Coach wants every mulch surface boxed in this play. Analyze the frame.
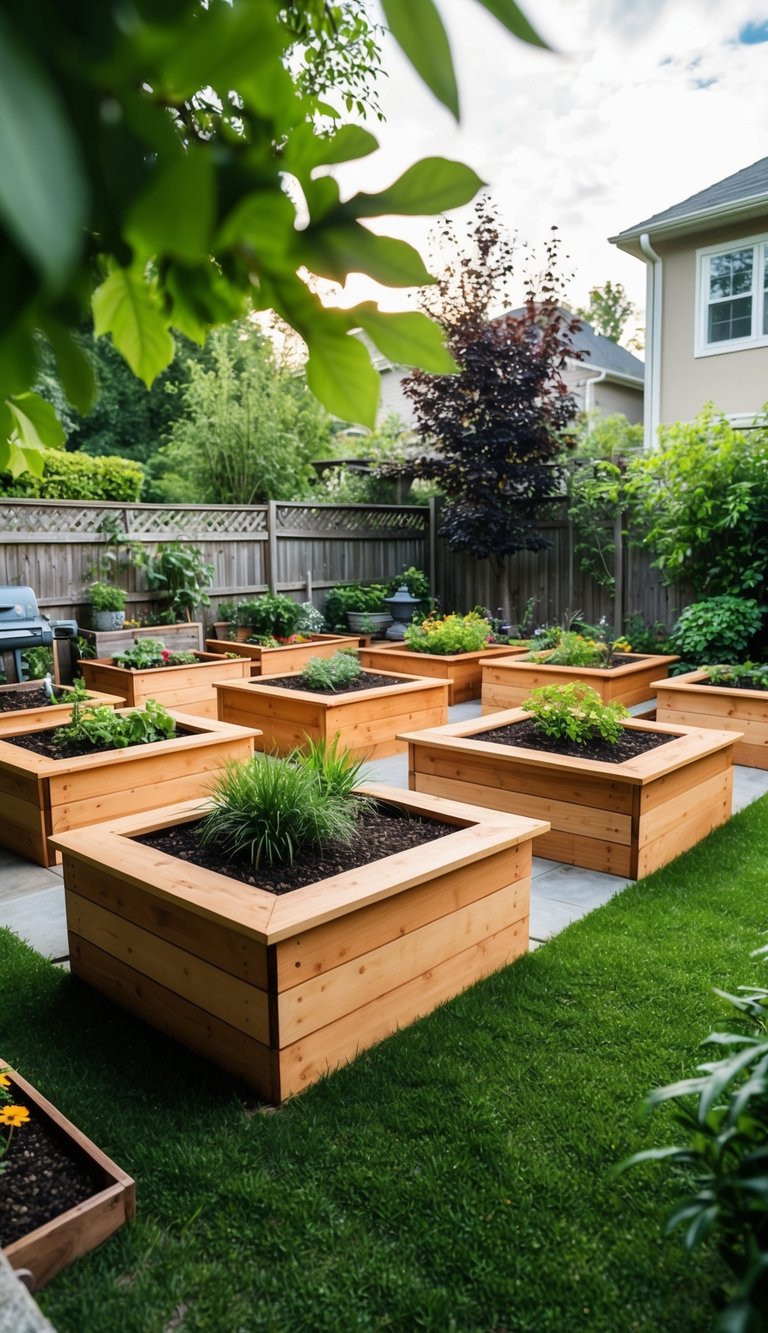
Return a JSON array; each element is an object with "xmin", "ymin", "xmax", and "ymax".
[
  {"xmin": 1, "ymin": 1095, "xmax": 104, "ymax": 1247},
  {"xmin": 478, "ymin": 718, "xmax": 672, "ymax": 764},
  {"xmin": 254, "ymin": 671, "xmax": 409, "ymax": 695},
  {"xmin": 0, "ymin": 687, "xmax": 65, "ymax": 714},
  {"xmin": 702, "ymin": 677, "xmax": 768, "ymax": 692},
  {"xmin": 4, "ymin": 727, "xmax": 184, "ymax": 760},
  {"xmin": 137, "ymin": 802, "xmax": 456, "ymax": 895}
]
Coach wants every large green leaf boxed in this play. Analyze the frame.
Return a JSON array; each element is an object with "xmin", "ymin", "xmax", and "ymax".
[
  {"xmin": 475, "ymin": 0, "xmax": 549, "ymax": 48},
  {"xmin": 305, "ymin": 332, "xmax": 380, "ymax": 427},
  {"xmin": 301, "ymin": 224, "xmax": 433, "ymax": 287},
  {"xmin": 127, "ymin": 147, "xmax": 215, "ymax": 262},
  {"xmin": 166, "ymin": 263, "xmax": 246, "ymax": 344},
  {"xmin": 92, "ymin": 267, "xmax": 175, "ymax": 388},
  {"xmin": 217, "ymin": 190, "xmax": 297, "ymax": 268},
  {"xmin": 348, "ymin": 158, "xmax": 484, "ymax": 218},
  {"xmin": 352, "ymin": 305, "xmax": 457, "ymax": 373},
  {"xmin": 284, "ymin": 124, "xmax": 379, "ymax": 178},
  {"xmin": 40, "ymin": 319, "xmax": 95, "ymax": 414},
  {"xmin": 381, "ymin": 0, "xmax": 459, "ymax": 118},
  {"xmin": 0, "ymin": 327, "xmax": 36, "ymax": 399},
  {"xmin": 8, "ymin": 392, "xmax": 66, "ymax": 450},
  {"xmin": 0, "ymin": 18, "xmax": 86, "ymax": 286}
]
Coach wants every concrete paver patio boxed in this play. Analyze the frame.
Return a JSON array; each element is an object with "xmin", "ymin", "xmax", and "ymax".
[{"xmin": 2, "ymin": 699, "xmax": 766, "ymax": 962}]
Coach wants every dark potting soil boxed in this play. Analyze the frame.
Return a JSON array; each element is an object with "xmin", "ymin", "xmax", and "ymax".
[
  {"xmin": 0, "ymin": 686, "xmax": 67, "ymax": 714},
  {"xmin": 1, "ymin": 1091, "xmax": 104, "ymax": 1247},
  {"xmin": 702, "ymin": 676, "xmax": 768, "ymax": 692},
  {"xmin": 253, "ymin": 671, "xmax": 410, "ymax": 695},
  {"xmin": 4, "ymin": 726, "xmax": 185, "ymax": 761},
  {"xmin": 136, "ymin": 802, "xmax": 456, "ymax": 895},
  {"xmin": 478, "ymin": 718, "xmax": 673, "ymax": 763}
]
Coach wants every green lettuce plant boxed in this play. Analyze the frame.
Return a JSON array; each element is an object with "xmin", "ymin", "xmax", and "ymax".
[
  {"xmin": 112, "ymin": 638, "xmax": 197, "ymax": 669},
  {"xmin": 54, "ymin": 698, "xmax": 176, "ymax": 752}
]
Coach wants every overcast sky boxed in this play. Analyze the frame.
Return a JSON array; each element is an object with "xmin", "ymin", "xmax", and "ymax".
[{"xmin": 328, "ymin": 0, "xmax": 768, "ymax": 341}]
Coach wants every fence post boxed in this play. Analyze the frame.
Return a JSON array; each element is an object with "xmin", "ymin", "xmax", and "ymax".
[
  {"xmin": 428, "ymin": 497, "xmax": 437, "ymax": 603},
  {"xmin": 613, "ymin": 510, "xmax": 624, "ymax": 636},
  {"xmin": 265, "ymin": 501, "xmax": 278, "ymax": 594}
]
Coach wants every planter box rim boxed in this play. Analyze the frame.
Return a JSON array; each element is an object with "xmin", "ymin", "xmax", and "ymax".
[
  {"xmin": 0, "ymin": 711, "xmax": 261, "ymax": 777},
  {"xmin": 50, "ymin": 787, "xmax": 549, "ymax": 944},
  {"xmin": 482, "ymin": 650, "xmax": 680, "ymax": 677},
  {"xmin": 398, "ymin": 707, "xmax": 741, "ymax": 785},
  {"xmin": 217, "ymin": 668, "xmax": 450, "ymax": 708},
  {"xmin": 366, "ymin": 644, "xmax": 520, "ymax": 664},
  {"xmin": 653, "ymin": 669, "xmax": 768, "ymax": 699},
  {"xmin": 89, "ymin": 651, "xmax": 240, "ymax": 671}
]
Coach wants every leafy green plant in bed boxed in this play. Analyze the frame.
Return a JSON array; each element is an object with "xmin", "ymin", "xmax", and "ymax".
[
  {"xmin": 53, "ymin": 698, "xmax": 176, "ymax": 752},
  {"xmin": 532, "ymin": 629, "xmax": 610, "ymax": 668},
  {"xmin": 404, "ymin": 610, "xmax": 493, "ymax": 655},
  {"xmin": 669, "ymin": 597, "xmax": 764, "ymax": 672},
  {"xmin": 297, "ymin": 734, "xmax": 369, "ymax": 802},
  {"xmin": 706, "ymin": 662, "xmax": 768, "ymax": 690},
  {"xmin": 299, "ymin": 651, "xmax": 362, "ymax": 691},
  {"xmin": 522, "ymin": 682, "xmax": 628, "ymax": 746},
  {"xmin": 112, "ymin": 638, "xmax": 197, "ymax": 669},
  {"xmin": 235, "ymin": 594, "xmax": 301, "ymax": 639}
]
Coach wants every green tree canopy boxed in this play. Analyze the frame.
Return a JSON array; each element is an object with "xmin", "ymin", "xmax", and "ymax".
[{"xmin": 576, "ymin": 280, "xmax": 640, "ymax": 346}]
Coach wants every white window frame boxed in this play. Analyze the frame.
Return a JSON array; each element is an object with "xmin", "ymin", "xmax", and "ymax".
[{"xmin": 695, "ymin": 231, "xmax": 768, "ymax": 357}]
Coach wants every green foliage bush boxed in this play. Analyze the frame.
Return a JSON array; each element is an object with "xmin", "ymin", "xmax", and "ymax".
[
  {"xmin": 144, "ymin": 543, "xmax": 214, "ymax": 619},
  {"xmin": 404, "ymin": 611, "xmax": 493, "ymax": 655},
  {"xmin": 523, "ymin": 682, "xmax": 628, "ymax": 746},
  {"xmin": 299, "ymin": 651, "xmax": 362, "ymax": 691},
  {"xmin": 669, "ymin": 597, "xmax": 764, "ymax": 669},
  {"xmin": 88, "ymin": 581, "xmax": 126, "ymax": 612},
  {"xmin": 236, "ymin": 594, "xmax": 301, "ymax": 638},
  {"xmin": 1, "ymin": 447, "xmax": 143, "ymax": 501}
]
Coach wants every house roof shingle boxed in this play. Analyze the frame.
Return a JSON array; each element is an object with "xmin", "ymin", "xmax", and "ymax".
[
  {"xmin": 612, "ymin": 156, "xmax": 768, "ymax": 243},
  {"xmin": 502, "ymin": 308, "xmax": 644, "ymax": 381}
]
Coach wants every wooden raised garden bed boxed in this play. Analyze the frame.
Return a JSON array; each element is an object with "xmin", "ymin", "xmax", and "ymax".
[
  {"xmin": 0, "ymin": 683, "xmax": 125, "ymax": 737},
  {"xmin": 2, "ymin": 1060, "xmax": 135, "ymax": 1290},
  {"xmin": 79, "ymin": 622, "xmax": 204, "ymax": 657},
  {"xmin": 402, "ymin": 709, "xmax": 738, "ymax": 879},
  {"xmin": 205, "ymin": 634, "xmax": 361, "ymax": 677},
  {"xmin": 51, "ymin": 789, "xmax": 549, "ymax": 1103},
  {"xmin": 358, "ymin": 643, "xmax": 528, "ymax": 705},
  {"xmin": 215, "ymin": 670, "xmax": 449, "ymax": 759},
  {"xmin": 0, "ymin": 712, "xmax": 260, "ymax": 867},
  {"xmin": 480, "ymin": 651, "xmax": 680, "ymax": 712},
  {"xmin": 655, "ymin": 669, "xmax": 768, "ymax": 769},
  {"xmin": 80, "ymin": 652, "xmax": 251, "ymax": 719}
]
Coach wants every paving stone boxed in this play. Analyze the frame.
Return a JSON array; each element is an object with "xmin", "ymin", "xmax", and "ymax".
[{"xmin": 0, "ymin": 886, "xmax": 68, "ymax": 960}]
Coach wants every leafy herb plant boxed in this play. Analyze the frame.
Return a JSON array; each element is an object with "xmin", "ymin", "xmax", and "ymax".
[
  {"xmin": 522, "ymin": 683, "xmax": 628, "ymax": 747},
  {"xmin": 89, "ymin": 581, "xmax": 127, "ymax": 613},
  {"xmin": 404, "ymin": 611, "xmax": 493, "ymax": 655},
  {"xmin": 54, "ymin": 698, "xmax": 176, "ymax": 752},
  {"xmin": 299, "ymin": 652, "xmax": 362, "ymax": 691},
  {"xmin": 112, "ymin": 638, "xmax": 197, "ymax": 669},
  {"xmin": 236, "ymin": 594, "xmax": 302, "ymax": 639}
]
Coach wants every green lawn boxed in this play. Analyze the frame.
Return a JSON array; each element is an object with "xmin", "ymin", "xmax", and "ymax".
[{"xmin": 3, "ymin": 796, "xmax": 768, "ymax": 1332}]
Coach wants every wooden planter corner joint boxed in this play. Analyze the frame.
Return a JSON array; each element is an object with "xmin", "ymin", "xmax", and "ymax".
[
  {"xmin": 358, "ymin": 643, "xmax": 527, "ymax": 705},
  {"xmin": 1, "ymin": 1061, "xmax": 135, "ymax": 1291},
  {"xmin": 205, "ymin": 635, "xmax": 361, "ymax": 677},
  {"xmin": 0, "ymin": 712, "xmax": 260, "ymax": 867},
  {"xmin": 402, "ymin": 709, "xmax": 739, "ymax": 880},
  {"xmin": 80, "ymin": 652, "xmax": 251, "ymax": 719},
  {"xmin": 0, "ymin": 684, "xmax": 126, "ymax": 737},
  {"xmin": 50, "ymin": 791, "xmax": 549, "ymax": 1103},
  {"xmin": 215, "ymin": 670, "xmax": 449, "ymax": 759},
  {"xmin": 654, "ymin": 670, "xmax": 768, "ymax": 769},
  {"xmin": 481, "ymin": 651, "xmax": 680, "ymax": 712}
]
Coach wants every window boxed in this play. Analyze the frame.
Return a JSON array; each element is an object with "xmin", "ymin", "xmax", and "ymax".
[{"xmin": 696, "ymin": 235, "xmax": 768, "ymax": 355}]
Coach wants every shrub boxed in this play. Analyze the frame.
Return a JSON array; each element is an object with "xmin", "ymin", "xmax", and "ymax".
[
  {"xmin": 386, "ymin": 567, "xmax": 430, "ymax": 601},
  {"xmin": 54, "ymin": 698, "xmax": 176, "ymax": 752},
  {"xmin": 1, "ymin": 448, "xmax": 144, "ymax": 501},
  {"xmin": 522, "ymin": 682, "xmax": 628, "ymax": 746},
  {"xmin": 235, "ymin": 594, "xmax": 301, "ymax": 638},
  {"xmin": 669, "ymin": 597, "xmax": 764, "ymax": 669},
  {"xmin": 88, "ymin": 582, "xmax": 126, "ymax": 612},
  {"xmin": 299, "ymin": 651, "xmax": 362, "ymax": 691},
  {"xmin": 404, "ymin": 611, "xmax": 493, "ymax": 655}
]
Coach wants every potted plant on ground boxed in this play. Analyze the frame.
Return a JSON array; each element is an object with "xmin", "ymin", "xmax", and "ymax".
[
  {"xmin": 88, "ymin": 582, "xmax": 127, "ymax": 632},
  {"xmin": 323, "ymin": 583, "xmax": 393, "ymax": 635},
  {"xmin": 0, "ymin": 696, "xmax": 259, "ymax": 866},
  {"xmin": 401, "ymin": 681, "xmax": 739, "ymax": 879},
  {"xmin": 216, "ymin": 649, "xmax": 449, "ymax": 758},
  {"xmin": 360, "ymin": 610, "xmax": 529, "ymax": 704},
  {"xmin": 655, "ymin": 661, "xmax": 768, "ymax": 769},
  {"xmin": 79, "ymin": 637, "xmax": 251, "ymax": 719},
  {"xmin": 50, "ymin": 743, "xmax": 548, "ymax": 1103},
  {"xmin": 207, "ymin": 594, "xmax": 359, "ymax": 675}
]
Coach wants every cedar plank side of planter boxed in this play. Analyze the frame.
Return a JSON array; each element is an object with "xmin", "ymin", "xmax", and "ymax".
[
  {"xmin": 358, "ymin": 644, "xmax": 528, "ymax": 705},
  {"xmin": 216, "ymin": 670, "xmax": 449, "ymax": 759},
  {"xmin": 79, "ymin": 623, "xmax": 204, "ymax": 656},
  {"xmin": 80, "ymin": 652, "xmax": 251, "ymax": 719},
  {"xmin": 0, "ymin": 712, "xmax": 260, "ymax": 867},
  {"xmin": 480, "ymin": 651, "xmax": 680, "ymax": 712},
  {"xmin": 205, "ymin": 635, "xmax": 361, "ymax": 677},
  {"xmin": 654, "ymin": 669, "xmax": 768, "ymax": 769},
  {"xmin": 401, "ymin": 709, "xmax": 739, "ymax": 879},
  {"xmin": 1, "ymin": 1062, "xmax": 135, "ymax": 1291},
  {"xmin": 51, "ymin": 790, "xmax": 549, "ymax": 1103},
  {"xmin": 0, "ymin": 685, "xmax": 126, "ymax": 737}
]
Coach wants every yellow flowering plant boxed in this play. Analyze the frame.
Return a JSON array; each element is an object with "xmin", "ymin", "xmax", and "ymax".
[
  {"xmin": 404, "ymin": 611, "xmax": 494, "ymax": 656},
  {"xmin": 0, "ymin": 1066, "xmax": 30, "ymax": 1172}
]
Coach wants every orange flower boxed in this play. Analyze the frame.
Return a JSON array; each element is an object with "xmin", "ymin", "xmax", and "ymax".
[{"xmin": 0, "ymin": 1105, "xmax": 30, "ymax": 1128}]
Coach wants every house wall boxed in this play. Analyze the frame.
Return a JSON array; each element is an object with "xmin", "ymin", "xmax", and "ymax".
[
  {"xmin": 656, "ymin": 216, "xmax": 768, "ymax": 425},
  {"xmin": 378, "ymin": 367, "xmax": 416, "ymax": 427},
  {"xmin": 563, "ymin": 366, "xmax": 644, "ymax": 424}
]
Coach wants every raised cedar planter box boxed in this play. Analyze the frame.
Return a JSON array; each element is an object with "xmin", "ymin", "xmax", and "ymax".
[
  {"xmin": 2, "ymin": 1060, "xmax": 135, "ymax": 1290},
  {"xmin": 481, "ymin": 651, "xmax": 680, "ymax": 713},
  {"xmin": 216, "ymin": 670, "xmax": 449, "ymax": 759},
  {"xmin": 402, "ymin": 709, "xmax": 738, "ymax": 879},
  {"xmin": 79, "ymin": 622, "xmax": 204, "ymax": 656},
  {"xmin": 655, "ymin": 669, "xmax": 768, "ymax": 769},
  {"xmin": 0, "ymin": 683, "xmax": 126, "ymax": 737},
  {"xmin": 80, "ymin": 652, "xmax": 251, "ymax": 719},
  {"xmin": 205, "ymin": 634, "xmax": 361, "ymax": 677},
  {"xmin": 51, "ymin": 790, "xmax": 548, "ymax": 1103},
  {"xmin": 358, "ymin": 643, "xmax": 528, "ymax": 705},
  {"xmin": 0, "ymin": 712, "xmax": 260, "ymax": 867}
]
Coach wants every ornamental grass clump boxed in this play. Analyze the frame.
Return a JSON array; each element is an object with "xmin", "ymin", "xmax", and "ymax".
[
  {"xmin": 299, "ymin": 651, "xmax": 362, "ymax": 691},
  {"xmin": 54, "ymin": 698, "xmax": 176, "ymax": 752},
  {"xmin": 523, "ymin": 682, "xmax": 628, "ymax": 747},
  {"xmin": 404, "ymin": 611, "xmax": 493, "ymax": 655},
  {"xmin": 112, "ymin": 638, "xmax": 197, "ymax": 669},
  {"xmin": 198, "ymin": 741, "xmax": 363, "ymax": 868}
]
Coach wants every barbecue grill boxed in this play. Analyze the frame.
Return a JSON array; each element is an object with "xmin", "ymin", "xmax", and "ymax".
[{"xmin": 0, "ymin": 586, "xmax": 77, "ymax": 684}]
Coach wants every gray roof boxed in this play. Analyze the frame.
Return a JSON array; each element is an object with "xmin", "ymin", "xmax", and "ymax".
[
  {"xmin": 614, "ymin": 156, "xmax": 768, "ymax": 241},
  {"xmin": 501, "ymin": 309, "xmax": 644, "ymax": 381}
]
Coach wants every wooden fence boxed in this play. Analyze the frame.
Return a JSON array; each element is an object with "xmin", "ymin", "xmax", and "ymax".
[{"xmin": 0, "ymin": 496, "xmax": 691, "ymax": 633}]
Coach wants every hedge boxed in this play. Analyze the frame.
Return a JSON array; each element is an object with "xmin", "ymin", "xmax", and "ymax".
[{"xmin": 1, "ymin": 448, "xmax": 144, "ymax": 501}]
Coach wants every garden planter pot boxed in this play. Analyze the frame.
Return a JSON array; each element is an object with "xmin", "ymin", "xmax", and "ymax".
[
  {"xmin": 79, "ymin": 622, "xmax": 205, "ymax": 657},
  {"xmin": 359, "ymin": 643, "xmax": 529, "ymax": 705},
  {"xmin": 2, "ymin": 1060, "xmax": 135, "ymax": 1291},
  {"xmin": 0, "ymin": 683, "xmax": 125, "ymax": 737},
  {"xmin": 80, "ymin": 652, "xmax": 251, "ymax": 719},
  {"xmin": 401, "ymin": 709, "xmax": 739, "ymax": 879},
  {"xmin": 481, "ymin": 651, "xmax": 680, "ymax": 713},
  {"xmin": 345, "ymin": 611, "xmax": 392, "ymax": 634},
  {"xmin": 91, "ymin": 610, "xmax": 125, "ymax": 632},
  {"xmin": 215, "ymin": 670, "xmax": 449, "ymax": 759},
  {"xmin": 654, "ymin": 669, "xmax": 768, "ymax": 769},
  {"xmin": 205, "ymin": 634, "xmax": 361, "ymax": 677},
  {"xmin": 50, "ymin": 789, "xmax": 548, "ymax": 1103},
  {"xmin": 0, "ymin": 712, "xmax": 260, "ymax": 867}
]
